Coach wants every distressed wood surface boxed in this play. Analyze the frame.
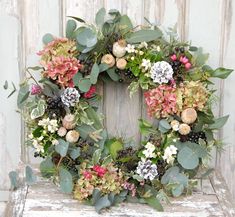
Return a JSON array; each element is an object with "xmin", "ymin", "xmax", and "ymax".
[
  {"xmin": 5, "ymin": 171, "xmax": 235, "ymax": 217},
  {"xmin": 1, "ymin": 0, "xmax": 235, "ymax": 204}
]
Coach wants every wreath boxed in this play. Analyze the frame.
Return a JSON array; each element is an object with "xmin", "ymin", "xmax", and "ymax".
[{"xmin": 7, "ymin": 8, "xmax": 233, "ymax": 213}]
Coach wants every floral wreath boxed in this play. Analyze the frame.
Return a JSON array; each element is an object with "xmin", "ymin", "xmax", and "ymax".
[{"xmin": 6, "ymin": 8, "xmax": 233, "ymax": 213}]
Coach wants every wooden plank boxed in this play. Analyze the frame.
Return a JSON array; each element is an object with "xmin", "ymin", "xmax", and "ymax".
[
  {"xmin": 0, "ymin": 0, "xmax": 21, "ymax": 190},
  {"xmin": 104, "ymin": 0, "xmax": 142, "ymax": 145},
  {"xmin": 21, "ymin": 175, "xmax": 225, "ymax": 216},
  {"xmin": 210, "ymin": 171, "xmax": 235, "ymax": 217},
  {"xmin": 217, "ymin": 0, "xmax": 235, "ymax": 200}
]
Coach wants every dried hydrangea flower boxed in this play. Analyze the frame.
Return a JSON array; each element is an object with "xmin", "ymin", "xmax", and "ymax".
[
  {"xmin": 136, "ymin": 160, "xmax": 158, "ymax": 181},
  {"xmin": 61, "ymin": 87, "xmax": 80, "ymax": 107},
  {"xmin": 150, "ymin": 61, "xmax": 174, "ymax": 84}
]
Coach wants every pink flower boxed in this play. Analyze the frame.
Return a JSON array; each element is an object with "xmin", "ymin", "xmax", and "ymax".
[
  {"xmin": 170, "ymin": 54, "xmax": 177, "ymax": 61},
  {"xmin": 43, "ymin": 56, "xmax": 82, "ymax": 88},
  {"xmin": 84, "ymin": 86, "xmax": 96, "ymax": 98},
  {"xmin": 93, "ymin": 165, "xmax": 107, "ymax": 177},
  {"xmin": 179, "ymin": 56, "xmax": 189, "ymax": 64},
  {"xmin": 83, "ymin": 171, "xmax": 92, "ymax": 180},
  {"xmin": 123, "ymin": 181, "xmax": 136, "ymax": 197},
  {"xmin": 30, "ymin": 84, "xmax": 42, "ymax": 95},
  {"xmin": 144, "ymin": 84, "xmax": 178, "ymax": 118},
  {"xmin": 185, "ymin": 62, "xmax": 192, "ymax": 70}
]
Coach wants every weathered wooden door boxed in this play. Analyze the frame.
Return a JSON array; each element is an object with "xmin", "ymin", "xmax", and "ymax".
[{"xmin": 0, "ymin": 0, "xmax": 235, "ymax": 202}]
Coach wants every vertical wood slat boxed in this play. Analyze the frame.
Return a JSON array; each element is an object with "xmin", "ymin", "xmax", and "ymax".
[{"xmin": 217, "ymin": 0, "xmax": 235, "ymax": 200}]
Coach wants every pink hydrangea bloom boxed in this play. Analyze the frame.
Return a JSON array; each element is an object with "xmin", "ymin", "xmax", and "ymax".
[
  {"xmin": 84, "ymin": 86, "xmax": 96, "ymax": 98},
  {"xmin": 144, "ymin": 85, "xmax": 178, "ymax": 118},
  {"xmin": 83, "ymin": 171, "xmax": 92, "ymax": 180},
  {"xmin": 43, "ymin": 56, "xmax": 81, "ymax": 88},
  {"xmin": 30, "ymin": 84, "xmax": 42, "ymax": 95}
]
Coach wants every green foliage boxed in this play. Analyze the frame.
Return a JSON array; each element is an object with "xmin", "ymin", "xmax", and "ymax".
[
  {"xmin": 55, "ymin": 139, "xmax": 69, "ymax": 157},
  {"xmin": 106, "ymin": 139, "xmax": 123, "ymax": 160},
  {"xmin": 207, "ymin": 115, "xmax": 229, "ymax": 130},
  {"xmin": 139, "ymin": 119, "xmax": 157, "ymax": 135},
  {"xmin": 158, "ymin": 119, "xmax": 171, "ymax": 133},
  {"xmin": 210, "ymin": 67, "xmax": 233, "ymax": 79},
  {"xmin": 90, "ymin": 63, "xmax": 100, "ymax": 84},
  {"xmin": 126, "ymin": 29, "xmax": 162, "ymax": 43},
  {"xmin": 77, "ymin": 78, "xmax": 92, "ymax": 92},
  {"xmin": 76, "ymin": 28, "xmax": 97, "ymax": 52},
  {"xmin": 59, "ymin": 168, "xmax": 73, "ymax": 193},
  {"xmin": 192, "ymin": 47, "xmax": 209, "ymax": 67},
  {"xmin": 30, "ymin": 99, "xmax": 46, "ymax": 119},
  {"xmin": 17, "ymin": 84, "xmax": 29, "ymax": 108},
  {"xmin": 40, "ymin": 157, "xmax": 56, "ymax": 178},
  {"xmin": 95, "ymin": 195, "xmax": 112, "ymax": 213},
  {"xmin": 95, "ymin": 8, "xmax": 106, "ymax": 27},
  {"xmin": 144, "ymin": 196, "xmax": 164, "ymax": 212},
  {"xmin": 68, "ymin": 16, "xmax": 86, "ymax": 23},
  {"xmin": 25, "ymin": 166, "xmax": 37, "ymax": 185},
  {"xmin": 177, "ymin": 147, "xmax": 199, "ymax": 170},
  {"xmin": 66, "ymin": 20, "xmax": 77, "ymax": 38},
  {"xmin": 69, "ymin": 147, "xmax": 81, "ymax": 160},
  {"xmin": 92, "ymin": 149, "xmax": 102, "ymax": 165},
  {"xmin": 9, "ymin": 171, "xmax": 20, "ymax": 190},
  {"xmin": 42, "ymin": 33, "xmax": 54, "ymax": 44},
  {"xmin": 107, "ymin": 68, "xmax": 120, "ymax": 81}
]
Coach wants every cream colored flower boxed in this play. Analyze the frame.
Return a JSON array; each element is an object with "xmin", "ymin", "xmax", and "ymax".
[
  {"xmin": 101, "ymin": 54, "xmax": 115, "ymax": 68},
  {"xmin": 52, "ymin": 139, "xmax": 59, "ymax": 145},
  {"xmin": 66, "ymin": 130, "xmax": 80, "ymax": 143},
  {"xmin": 57, "ymin": 127, "xmax": 67, "ymax": 137},
  {"xmin": 62, "ymin": 114, "xmax": 76, "ymax": 130},
  {"xmin": 179, "ymin": 123, "xmax": 191, "ymax": 135},
  {"xmin": 112, "ymin": 40, "xmax": 127, "ymax": 57},
  {"xmin": 116, "ymin": 58, "xmax": 127, "ymax": 70},
  {"xmin": 181, "ymin": 108, "xmax": 197, "ymax": 124},
  {"xmin": 171, "ymin": 120, "xmax": 180, "ymax": 131},
  {"xmin": 125, "ymin": 44, "xmax": 136, "ymax": 53}
]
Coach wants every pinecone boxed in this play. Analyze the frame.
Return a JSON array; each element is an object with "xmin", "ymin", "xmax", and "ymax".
[
  {"xmin": 179, "ymin": 131, "xmax": 207, "ymax": 144},
  {"xmin": 46, "ymin": 96, "xmax": 66, "ymax": 118},
  {"xmin": 148, "ymin": 133, "xmax": 162, "ymax": 147},
  {"xmin": 61, "ymin": 87, "xmax": 80, "ymax": 107}
]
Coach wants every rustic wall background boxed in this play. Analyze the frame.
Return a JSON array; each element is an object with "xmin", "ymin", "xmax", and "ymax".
[{"xmin": 0, "ymin": 0, "xmax": 234, "ymax": 201}]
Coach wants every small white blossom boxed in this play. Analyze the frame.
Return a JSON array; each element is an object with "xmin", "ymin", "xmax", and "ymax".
[
  {"xmin": 28, "ymin": 133, "xmax": 33, "ymax": 139},
  {"xmin": 38, "ymin": 118, "xmax": 58, "ymax": 133},
  {"xmin": 171, "ymin": 120, "xmax": 180, "ymax": 131},
  {"xmin": 150, "ymin": 61, "xmax": 174, "ymax": 84},
  {"xmin": 125, "ymin": 44, "xmax": 136, "ymax": 53},
  {"xmin": 52, "ymin": 139, "xmax": 59, "ymax": 146},
  {"xmin": 139, "ymin": 50, "xmax": 144, "ymax": 55},
  {"xmin": 138, "ymin": 41, "xmax": 148, "ymax": 49},
  {"xmin": 156, "ymin": 46, "xmax": 161, "ymax": 52},
  {"xmin": 38, "ymin": 136, "xmax": 44, "ymax": 141},
  {"xmin": 131, "ymin": 56, "xmax": 135, "ymax": 61},
  {"xmin": 141, "ymin": 59, "xmax": 152, "ymax": 72},
  {"xmin": 163, "ymin": 145, "xmax": 178, "ymax": 164},
  {"xmin": 143, "ymin": 142, "xmax": 156, "ymax": 159}
]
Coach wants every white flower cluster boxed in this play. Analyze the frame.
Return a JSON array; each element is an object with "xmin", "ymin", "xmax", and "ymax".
[
  {"xmin": 163, "ymin": 145, "xmax": 177, "ymax": 164},
  {"xmin": 143, "ymin": 142, "xmax": 156, "ymax": 159},
  {"xmin": 138, "ymin": 41, "xmax": 148, "ymax": 49},
  {"xmin": 140, "ymin": 59, "xmax": 152, "ymax": 72},
  {"xmin": 28, "ymin": 134, "xmax": 44, "ymax": 153},
  {"xmin": 125, "ymin": 44, "xmax": 136, "ymax": 53},
  {"xmin": 150, "ymin": 61, "xmax": 174, "ymax": 84},
  {"xmin": 136, "ymin": 160, "xmax": 158, "ymax": 181},
  {"xmin": 38, "ymin": 118, "xmax": 59, "ymax": 133}
]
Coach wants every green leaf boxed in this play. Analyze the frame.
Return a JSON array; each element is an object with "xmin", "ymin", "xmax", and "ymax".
[
  {"xmin": 107, "ymin": 68, "xmax": 120, "ymax": 81},
  {"xmin": 9, "ymin": 171, "xmax": 20, "ymax": 189},
  {"xmin": 40, "ymin": 157, "xmax": 56, "ymax": 178},
  {"xmin": 126, "ymin": 30, "xmax": 162, "ymax": 43},
  {"xmin": 128, "ymin": 81, "xmax": 139, "ymax": 97},
  {"xmin": 211, "ymin": 67, "xmax": 233, "ymax": 79},
  {"xmin": 7, "ymin": 82, "xmax": 17, "ymax": 98},
  {"xmin": 119, "ymin": 15, "xmax": 133, "ymax": 33},
  {"xmin": 17, "ymin": 84, "xmax": 29, "ymax": 108},
  {"xmin": 42, "ymin": 33, "xmax": 54, "ymax": 44},
  {"xmin": 86, "ymin": 106, "xmax": 103, "ymax": 130},
  {"xmin": 66, "ymin": 19, "xmax": 77, "ymax": 38},
  {"xmin": 28, "ymin": 66, "xmax": 43, "ymax": 71},
  {"xmin": 76, "ymin": 124, "xmax": 95, "ymax": 139},
  {"xmin": 95, "ymin": 195, "xmax": 111, "ymax": 213},
  {"xmin": 102, "ymin": 155, "xmax": 113, "ymax": 166},
  {"xmin": 55, "ymin": 139, "xmax": 69, "ymax": 157},
  {"xmin": 99, "ymin": 63, "xmax": 109, "ymax": 72},
  {"xmin": 59, "ymin": 168, "xmax": 73, "ymax": 193},
  {"xmin": 177, "ymin": 146, "xmax": 199, "ymax": 170},
  {"xmin": 108, "ymin": 140, "xmax": 123, "ymax": 160},
  {"xmin": 138, "ymin": 119, "xmax": 156, "ymax": 135},
  {"xmin": 92, "ymin": 149, "xmax": 102, "ymax": 165},
  {"xmin": 208, "ymin": 115, "xmax": 229, "ymax": 130},
  {"xmin": 77, "ymin": 28, "xmax": 97, "ymax": 47},
  {"xmin": 30, "ymin": 100, "xmax": 46, "ymax": 119},
  {"xmin": 3, "ymin": 80, "xmax": 8, "ymax": 89},
  {"xmin": 68, "ymin": 16, "xmax": 86, "ymax": 23},
  {"xmin": 69, "ymin": 147, "xmax": 80, "ymax": 160},
  {"xmin": 92, "ymin": 189, "xmax": 101, "ymax": 205},
  {"xmin": 144, "ymin": 196, "xmax": 164, "ymax": 212},
  {"xmin": 95, "ymin": 8, "xmax": 106, "ymax": 27},
  {"xmin": 78, "ymin": 78, "xmax": 92, "ymax": 92},
  {"xmin": 193, "ymin": 47, "xmax": 209, "ymax": 66},
  {"xmin": 25, "ymin": 166, "xmax": 37, "ymax": 185},
  {"xmin": 90, "ymin": 63, "xmax": 100, "ymax": 84},
  {"xmin": 172, "ymin": 184, "xmax": 184, "ymax": 197},
  {"xmin": 73, "ymin": 72, "xmax": 83, "ymax": 86},
  {"xmin": 158, "ymin": 119, "xmax": 171, "ymax": 133}
]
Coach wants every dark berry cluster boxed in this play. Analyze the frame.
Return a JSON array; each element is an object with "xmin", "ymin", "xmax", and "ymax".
[
  {"xmin": 117, "ymin": 147, "xmax": 136, "ymax": 159},
  {"xmin": 80, "ymin": 59, "xmax": 94, "ymax": 76},
  {"xmin": 46, "ymin": 97, "xmax": 66, "ymax": 118},
  {"xmin": 116, "ymin": 69, "xmax": 135, "ymax": 83},
  {"xmin": 106, "ymin": 32, "xmax": 122, "ymax": 52},
  {"xmin": 62, "ymin": 158, "xmax": 78, "ymax": 174},
  {"xmin": 148, "ymin": 133, "xmax": 162, "ymax": 147},
  {"xmin": 34, "ymin": 152, "xmax": 45, "ymax": 158},
  {"xmin": 156, "ymin": 159, "xmax": 167, "ymax": 178},
  {"xmin": 180, "ymin": 131, "xmax": 207, "ymax": 144}
]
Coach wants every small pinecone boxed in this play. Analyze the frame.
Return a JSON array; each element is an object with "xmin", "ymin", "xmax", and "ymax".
[
  {"xmin": 61, "ymin": 87, "xmax": 80, "ymax": 107},
  {"xmin": 157, "ymin": 159, "xmax": 167, "ymax": 178},
  {"xmin": 46, "ymin": 97, "xmax": 66, "ymax": 118},
  {"xmin": 80, "ymin": 59, "xmax": 94, "ymax": 76},
  {"xmin": 179, "ymin": 131, "xmax": 207, "ymax": 144},
  {"xmin": 148, "ymin": 134, "xmax": 162, "ymax": 147}
]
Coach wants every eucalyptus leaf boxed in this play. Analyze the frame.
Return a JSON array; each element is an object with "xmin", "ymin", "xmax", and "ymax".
[
  {"xmin": 40, "ymin": 157, "xmax": 56, "ymax": 178},
  {"xmin": 66, "ymin": 19, "xmax": 77, "ymax": 38},
  {"xmin": 42, "ymin": 33, "xmax": 54, "ymax": 44},
  {"xmin": 68, "ymin": 16, "xmax": 86, "ymax": 23},
  {"xmin": 9, "ymin": 171, "xmax": 20, "ymax": 190},
  {"xmin": 90, "ymin": 63, "xmax": 100, "ymax": 84},
  {"xmin": 172, "ymin": 184, "xmax": 184, "ymax": 197},
  {"xmin": 95, "ymin": 195, "xmax": 112, "ymax": 213},
  {"xmin": 73, "ymin": 72, "xmax": 83, "ymax": 86},
  {"xmin": 69, "ymin": 147, "xmax": 80, "ymax": 160},
  {"xmin": 207, "ymin": 115, "xmax": 229, "ymax": 130},
  {"xmin": 107, "ymin": 68, "xmax": 120, "ymax": 81},
  {"xmin": 92, "ymin": 189, "xmax": 101, "ymax": 205},
  {"xmin": 25, "ymin": 165, "xmax": 37, "ymax": 185},
  {"xmin": 17, "ymin": 84, "xmax": 29, "ymax": 108},
  {"xmin": 76, "ymin": 124, "xmax": 95, "ymax": 139},
  {"xmin": 77, "ymin": 28, "xmax": 97, "ymax": 47},
  {"xmin": 3, "ymin": 80, "xmax": 8, "ymax": 89},
  {"xmin": 119, "ymin": 15, "xmax": 133, "ymax": 33},
  {"xmin": 78, "ymin": 78, "xmax": 92, "ymax": 92},
  {"xmin": 55, "ymin": 139, "xmax": 69, "ymax": 157},
  {"xmin": 99, "ymin": 63, "xmax": 109, "ymax": 72},
  {"xmin": 158, "ymin": 119, "xmax": 171, "ymax": 133},
  {"xmin": 95, "ymin": 8, "xmax": 106, "ymax": 27},
  {"xmin": 126, "ymin": 29, "xmax": 162, "ymax": 43},
  {"xmin": 144, "ymin": 196, "xmax": 163, "ymax": 211},
  {"xmin": 59, "ymin": 168, "xmax": 73, "ymax": 193},
  {"xmin": 86, "ymin": 106, "xmax": 103, "ymax": 130}
]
